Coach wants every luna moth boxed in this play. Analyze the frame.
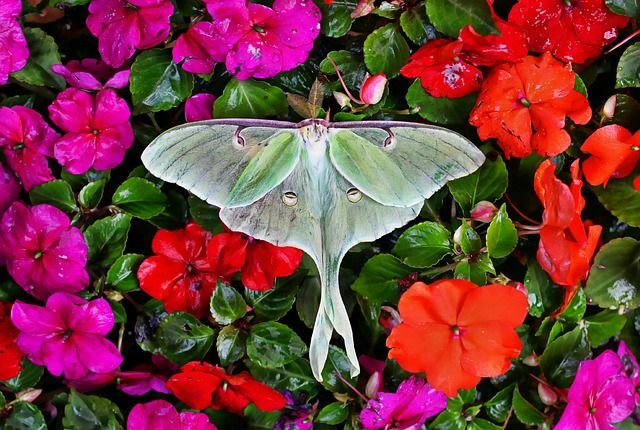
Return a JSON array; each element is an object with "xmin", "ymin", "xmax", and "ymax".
[{"xmin": 141, "ymin": 118, "xmax": 484, "ymax": 380}]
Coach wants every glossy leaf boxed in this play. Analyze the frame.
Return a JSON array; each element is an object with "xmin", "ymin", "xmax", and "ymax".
[
  {"xmin": 400, "ymin": 2, "xmax": 436, "ymax": 45},
  {"xmin": 512, "ymin": 386, "xmax": 545, "ymax": 425},
  {"xmin": 406, "ymin": 80, "xmax": 477, "ymax": 125},
  {"xmin": 157, "ymin": 312, "xmax": 215, "ymax": 365},
  {"xmin": 486, "ymin": 204, "xmax": 517, "ymax": 258},
  {"xmin": 29, "ymin": 179, "xmax": 78, "ymax": 213},
  {"xmin": 11, "ymin": 28, "xmax": 65, "ymax": 89},
  {"xmin": 4, "ymin": 402, "xmax": 47, "ymax": 430},
  {"xmin": 244, "ymin": 276, "xmax": 300, "ymax": 321},
  {"xmin": 315, "ymin": 0, "xmax": 358, "ymax": 37},
  {"xmin": 62, "ymin": 390, "xmax": 123, "ymax": 430},
  {"xmin": 616, "ymin": 42, "xmax": 640, "ymax": 88},
  {"xmin": 214, "ymin": 79, "xmax": 288, "ymax": 118},
  {"xmin": 78, "ymin": 179, "xmax": 106, "ymax": 209},
  {"xmin": 363, "ymin": 23, "xmax": 411, "ymax": 77},
  {"xmin": 539, "ymin": 326, "xmax": 590, "ymax": 388},
  {"xmin": 247, "ymin": 322, "xmax": 308, "ymax": 368},
  {"xmin": 585, "ymin": 310, "xmax": 627, "ymax": 345},
  {"xmin": 210, "ymin": 281, "xmax": 247, "ymax": 325},
  {"xmin": 247, "ymin": 358, "xmax": 320, "ymax": 398},
  {"xmin": 351, "ymin": 254, "xmax": 413, "ymax": 305},
  {"xmin": 425, "ymin": 0, "xmax": 497, "ymax": 37},
  {"xmin": 106, "ymin": 253, "xmax": 144, "ymax": 292},
  {"xmin": 591, "ymin": 170, "xmax": 640, "ymax": 227},
  {"xmin": 216, "ymin": 325, "xmax": 247, "ymax": 366},
  {"xmin": 111, "ymin": 177, "xmax": 167, "ymax": 219},
  {"xmin": 392, "ymin": 221, "xmax": 452, "ymax": 268},
  {"xmin": 84, "ymin": 214, "xmax": 132, "ymax": 267}
]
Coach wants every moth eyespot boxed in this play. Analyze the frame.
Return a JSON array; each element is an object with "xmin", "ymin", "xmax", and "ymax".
[
  {"xmin": 234, "ymin": 128, "xmax": 246, "ymax": 148},
  {"xmin": 346, "ymin": 188, "xmax": 362, "ymax": 203},
  {"xmin": 282, "ymin": 191, "xmax": 298, "ymax": 206},
  {"xmin": 383, "ymin": 131, "xmax": 396, "ymax": 150}
]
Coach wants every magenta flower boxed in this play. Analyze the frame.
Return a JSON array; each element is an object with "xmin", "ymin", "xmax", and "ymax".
[
  {"xmin": 0, "ymin": 162, "xmax": 19, "ymax": 216},
  {"xmin": 86, "ymin": 0, "xmax": 174, "ymax": 68},
  {"xmin": 127, "ymin": 400, "xmax": 217, "ymax": 430},
  {"xmin": 0, "ymin": 202, "xmax": 89, "ymax": 300},
  {"xmin": 185, "ymin": 93, "xmax": 216, "ymax": 122},
  {"xmin": 0, "ymin": 0, "xmax": 29, "ymax": 85},
  {"xmin": 10, "ymin": 292, "xmax": 122, "ymax": 380},
  {"xmin": 48, "ymin": 88, "xmax": 134, "ymax": 174},
  {"xmin": 360, "ymin": 376, "xmax": 447, "ymax": 430},
  {"xmin": 617, "ymin": 341, "xmax": 640, "ymax": 406},
  {"xmin": 0, "ymin": 106, "xmax": 58, "ymax": 191},
  {"xmin": 117, "ymin": 355, "xmax": 177, "ymax": 395},
  {"xmin": 555, "ymin": 350, "xmax": 635, "ymax": 430},
  {"xmin": 196, "ymin": 0, "xmax": 320, "ymax": 80},
  {"xmin": 173, "ymin": 22, "xmax": 226, "ymax": 75},
  {"xmin": 51, "ymin": 58, "xmax": 130, "ymax": 91}
]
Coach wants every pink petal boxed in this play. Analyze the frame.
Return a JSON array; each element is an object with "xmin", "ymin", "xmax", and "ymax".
[
  {"xmin": 179, "ymin": 411, "xmax": 217, "ymax": 430},
  {"xmin": 12, "ymin": 106, "xmax": 58, "ymax": 156},
  {"xmin": 185, "ymin": 93, "xmax": 216, "ymax": 122},
  {"xmin": 105, "ymin": 69, "xmax": 130, "ymax": 88},
  {"xmin": 173, "ymin": 22, "xmax": 224, "ymax": 74},
  {"xmin": 92, "ymin": 89, "xmax": 130, "ymax": 130},
  {"xmin": 48, "ymin": 88, "xmax": 94, "ymax": 133},
  {"xmin": 87, "ymin": 0, "xmax": 140, "ymax": 68},
  {"xmin": 0, "ymin": 162, "xmax": 20, "ymax": 215},
  {"xmin": 11, "ymin": 300, "xmax": 64, "ymax": 335},
  {"xmin": 72, "ymin": 298, "xmax": 115, "ymax": 335},
  {"xmin": 127, "ymin": 400, "xmax": 181, "ymax": 430},
  {"xmin": 3, "ymin": 146, "xmax": 54, "ymax": 191},
  {"xmin": 41, "ymin": 337, "xmax": 86, "ymax": 379},
  {"xmin": 0, "ymin": 106, "xmax": 24, "ymax": 143},
  {"xmin": 268, "ymin": 0, "xmax": 321, "ymax": 48},
  {"xmin": 51, "ymin": 64, "xmax": 104, "ymax": 91},
  {"xmin": 54, "ymin": 133, "xmax": 98, "ymax": 174},
  {"xmin": 93, "ymin": 123, "xmax": 134, "ymax": 170},
  {"xmin": 0, "ymin": 0, "xmax": 22, "ymax": 21},
  {"xmin": 74, "ymin": 333, "xmax": 123, "ymax": 374},
  {"xmin": 135, "ymin": 1, "xmax": 174, "ymax": 49},
  {"xmin": 0, "ymin": 22, "xmax": 29, "ymax": 85},
  {"xmin": 31, "ymin": 203, "xmax": 73, "ymax": 245}
]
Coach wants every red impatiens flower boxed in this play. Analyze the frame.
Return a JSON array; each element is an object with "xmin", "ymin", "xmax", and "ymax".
[
  {"xmin": 508, "ymin": 0, "xmax": 630, "ymax": 64},
  {"xmin": 581, "ymin": 125, "xmax": 640, "ymax": 187},
  {"xmin": 387, "ymin": 280, "xmax": 528, "ymax": 397},
  {"xmin": 166, "ymin": 362, "xmax": 287, "ymax": 414},
  {"xmin": 207, "ymin": 231, "xmax": 303, "ymax": 291},
  {"xmin": 534, "ymin": 160, "xmax": 602, "ymax": 300},
  {"xmin": 137, "ymin": 223, "xmax": 216, "ymax": 318},
  {"xmin": 0, "ymin": 302, "xmax": 23, "ymax": 380},
  {"xmin": 469, "ymin": 53, "xmax": 592, "ymax": 158},
  {"xmin": 400, "ymin": 39, "xmax": 482, "ymax": 98}
]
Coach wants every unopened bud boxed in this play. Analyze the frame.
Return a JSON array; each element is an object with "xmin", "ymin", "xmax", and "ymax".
[
  {"xmin": 379, "ymin": 305, "xmax": 402, "ymax": 330},
  {"xmin": 538, "ymin": 383, "xmax": 558, "ymax": 406},
  {"xmin": 470, "ymin": 201, "xmax": 498, "ymax": 223},
  {"xmin": 602, "ymin": 95, "xmax": 617, "ymax": 119},
  {"xmin": 365, "ymin": 371, "xmax": 381, "ymax": 398},
  {"xmin": 351, "ymin": 0, "xmax": 375, "ymax": 18},
  {"xmin": 523, "ymin": 354, "xmax": 539, "ymax": 367},
  {"xmin": 333, "ymin": 91, "xmax": 351, "ymax": 109},
  {"xmin": 16, "ymin": 388, "xmax": 42, "ymax": 403},
  {"xmin": 359, "ymin": 73, "xmax": 387, "ymax": 105}
]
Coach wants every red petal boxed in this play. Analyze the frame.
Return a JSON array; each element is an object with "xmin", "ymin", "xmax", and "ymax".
[
  {"xmin": 534, "ymin": 160, "xmax": 575, "ymax": 229},
  {"xmin": 425, "ymin": 337, "xmax": 481, "ymax": 397},
  {"xmin": 460, "ymin": 20, "xmax": 528, "ymax": 67},
  {"xmin": 227, "ymin": 371, "xmax": 287, "ymax": 411},
  {"xmin": 397, "ymin": 280, "xmax": 475, "ymax": 326},
  {"xmin": 207, "ymin": 232, "xmax": 248, "ymax": 278},
  {"xmin": 167, "ymin": 370, "xmax": 222, "ymax": 410},
  {"xmin": 242, "ymin": 241, "xmax": 302, "ymax": 291},
  {"xmin": 460, "ymin": 321, "xmax": 523, "ymax": 377},
  {"xmin": 387, "ymin": 322, "xmax": 452, "ymax": 374},
  {"xmin": 457, "ymin": 284, "xmax": 528, "ymax": 327},
  {"xmin": 581, "ymin": 125, "xmax": 635, "ymax": 186},
  {"xmin": 137, "ymin": 255, "xmax": 186, "ymax": 301}
]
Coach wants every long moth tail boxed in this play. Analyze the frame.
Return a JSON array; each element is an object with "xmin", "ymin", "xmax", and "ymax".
[{"xmin": 310, "ymin": 256, "xmax": 360, "ymax": 381}]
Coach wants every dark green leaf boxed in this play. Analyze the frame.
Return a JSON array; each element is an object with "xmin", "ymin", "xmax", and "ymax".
[
  {"xmin": 539, "ymin": 326, "xmax": 590, "ymax": 387},
  {"xmin": 363, "ymin": 23, "xmax": 411, "ymax": 77},
  {"xmin": 216, "ymin": 326, "xmax": 247, "ymax": 366},
  {"xmin": 247, "ymin": 322, "xmax": 307, "ymax": 368},
  {"xmin": 316, "ymin": 402, "xmax": 349, "ymax": 425},
  {"xmin": 315, "ymin": 0, "xmax": 358, "ymax": 38},
  {"xmin": 486, "ymin": 204, "xmax": 517, "ymax": 258},
  {"xmin": 601, "ymin": 94, "xmax": 640, "ymax": 131},
  {"xmin": 351, "ymin": 254, "xmax": 413, "ymax": 304},
  {"xmin": 524, "ymin": 261, "xmax": 564, "ymax": 317},
  {"xmin": 106, "ymin": 253, "xmax": 144, "ymax": 292},
  {"xmin": 431, "ymin": 410, "xmax": 466, "ymax": 430},
  {"xmin": 4, "ymin": 402, "xmax": 47, "ymax": 430},
  {"xmin": 244, "ymin": 276, "xmax": 300, "ymax": 321},
  {"xmin": 111, "ymin": 178, "xmax": 166, "ymax": 219},
  {"xmin": 11, "ymin": 28, "xmax": 65, "ymax": 89},
  {"xmin": 244, "ymin": 404, "xmax": 281, "ymax": 430},
  {"xmin": 392, "ymin": 221, "xmax": 451, "ymax": 268},
  {"xmin": 484, "ymin": 384, "xmax": 514, "ymax": 423},
  {"xmin": 616, "ymin": 42, "xmax": 640, "ymax": 88},
  {"xmin": 62, "ymin": 390, "xmax": 123, "ymax": 430},
  {"xmin": 3, "ymin": 360, "xmax": 44, "ymax": 392},
  {"xmin": 456, "ymin": 221, "xmax": 482, "ymax": 255},
  {"xmin": 320, "ymin": 346, "xmax": 357, "ymax": 392},
  {"xmin": 84, "ymin": 214, "xmax": 132, "ymax": 267},
  {"xmin": 78, "ymin": 180, "xmax": 106, "ymax": 209},
  {"xmin": 426, "ymin": 0, "xmax": 497, "ymax": 37},
  {"xmin": 606, "ymin": 0, "xmax": 639, "ymax": 17},
  {"xmin": 149, "ymin": 190, "xmax": 188, "ymax": 229},
  {"xmin": 210, "ymin": 281, "xmax": 247, "ymax": 325},
  {"xmin": 214, "ymin": 79, "xmax": 288, "ymax": 118},
  {"xmin": 592, "ymin": 169, "xmax": 640, "ymax": 227},
  {"xmin": 188, "ymin": 196, "xmax": 224, "ymax": 234},
  {"xmin": 585, "ymin": 310, "xmax": 627, "ymax": 345},
  {"xmin": 130, "ymin": 49, "xmax": 194, "ymax": 113},
  {"xmin": 296, "ymin": 276, "xmax": 321, "ymax": 328},
  {"xmin": 406, "ymin": 80, "xmax": 477, "ymax": 124},
  {"xmin": 454, "ymin": 254, "xmax": 495, "ymax": 285},
  {"xmin": 247, "ymin": 358, "xmax": 320, "ymax": 398},
  {"xmin": 400, "ymin": 2, "xmax": 436, "ymax": 45},
  {"xmin": 109, "ymin": 299, "xmax": 126, "ymax": 324},
  {"xmin": 512, "ymin": 385, "xmax": 545, "ymax": 425},
  {"xmin": 29, "ymin": 180, "xmax": 77, "ymax": 213},
  {"xmin": 560, "ymin": 287, "xmax": 587, "ymax": 322},
  {"xmin": 157, "ymin": 312, "xmax": 215, "ymax": 364},
  {"xmin": 319, "ymin": 51, "xmax": 368, "ymax": 93}
]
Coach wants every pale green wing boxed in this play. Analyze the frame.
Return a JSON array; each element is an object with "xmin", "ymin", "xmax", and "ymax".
[
  {"xmin": 329, "ymin": 126, "xmax": 485, "ymax": 207},
  {"xmin": 220, "ymin": 145, "xmax": 422, "ymax": 380},
  {"xmin": 140, "ymin": 121, "xmax": 301, "ymax": 208}
]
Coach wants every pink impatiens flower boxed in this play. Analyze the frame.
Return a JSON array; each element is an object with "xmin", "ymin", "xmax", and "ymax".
[
  {"xmin": 48, "ymin": 88, "xmax": 134, "ymax": 174},
  {"xmin": 0, "ymin": 162, "xmax": 19, "ymax": 216},
  {"xmin": 555, "ymin": 350, "xmax": 635, "ymax": 430},
  {"xmin": 185, "ymin": 93, "xmax": 216, "ymax": 122},
  {"xmin": 617, "ymin": 341, "xmax": 640, "ymax": 406},
  {"xmin": 0, "ymin": 202, "xmax": 89, "ymax": 300},
  {"xmin": 360, "ymin": 376, "xmax": 447, "ymax": 430},
  {"xmin": 127, "ymin": 399, "xmax": 217, "ymax": 430},
  {"xmin": 0, "ymin": 0, "xmax": 29, "ymax": 85},
  {"xmin": 51, "ymin": 58, "xmax": 130, "ymax": 91},
  {"xmin": 86, "ymin": 0, "xmax": 174, "ymax": 67},
  {"xmin": 10, "ymin": 292, "xmax": 123, "ymax": 380},
  {"xmin": 0, "ymin": 106, "xmax": 58, "ymax": 191},
  {"xmin": 173, "ymin": 22, "xmax": 226, "ymax": 75}
]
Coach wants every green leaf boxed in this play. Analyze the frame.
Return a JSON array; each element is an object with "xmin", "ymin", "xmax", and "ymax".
[
  {"xmin": 210, "ymin": 281, "xmax": 247, "ymax": 325},
  {"xmin": 319, "ymin": 51, "xmax": 368, "ymax": 93},
  {"xmin": 62, "ymin": 390, "xmax": 123, "ymax": 430},
  {"xmin": 109, "ymin": 299, "xmax": 127, "ymax": 324},
  {"xmin": 484, "ymin": 384, "xmax": 514, "ymax": 423},
  {"xmin": 188, "ymin": 196, "xmax": 224, "ymax": 234},
  {"xmin": 3, "ymin": 360, "xmax": 44, "ymax": 392},
  {"xmin": 351, "ymin": 254, "xmax": 413, "ymax": 305},
  {"xmin": 606, "ymin": 0, "xmax": 639, "ymax": 17},
  {"xmin": 456, "ymin": 221, "xmax": 482, "ymax": 255},
  {"xmin": 486, "ymin": 204, "xmax": 517, "ymax": 258},
  {"xmin": 150, "ymin": 190, "xmax": 188, "ymax": 229},
  {"xmin": 591, "ymin": 169, "xmax": 640, "ymax": 227},
  {"xmin": 585, "ymin": 310, "xmax": 627, "ymax": 345},
  {"xmin": 157, "ymin": 312, "xmax": 215, "ymax": 365},
  {"xmin": 130, "ymin": 49, "xmax": 194, "ymax": 113},
  {"xmin": 244, "ymin": 404, "xmax": 281, "ymax": 430},
  {"xmin": 11, "ymin": 28, "xmax": 65, "ymax": 89},
  {"xmin": 363, "ymin": 23, "xmax": 411, "ymax": 78},
  {"xmin": 400, "ymin": 2, "xmax": 436, "ymax": 45},
  {"xmin": 315, "ymin": 0, "xmax": 358, "ymax": 38},
  {"xmin": 296, "ymin": 276, "xmax": 321, "ymax": 328},
  {"xmin": 29, "ymin": 179, "xmax": 78, "ymax": 213},
  {"xmin": 512, "ymin": 386, "xmax": 545, "ymax": 425},
  {"xmin": 425, "ymin": 0, "xmax": 497, "ymax": 37},
  {"xmin": 216, "ymin": 326, "xmax": 247, "ymax": 366},
  {"xmin": 214, "ymin": 79, "xmax": 288, "ymax": 118},
  {"xmin": 247, "ymin": 322, "xmax": 307, "ymax": 368},
  {"xmin": 406, "ymin": 80, "xmax": 477, "ymax": 125},
  {"xmin": 524, "ymin": 261, "xmax": 564, "ymax": 317},
  {"xmin": 539, "ymin": 326, "xmax": 590, "ymax": 388},
  {"xmin": 454, "ymin": 253, "xmax": 495, "ymax": 285},
  {"xmin": 106, "ymin": 253, "xmax": 144, "ymax": 292},
  {"xmin": 111, "ymin": 177, "xmax": 167, "ymax": 219},
  {"xmin": 320, "ymin": 346, "xmax": 357, "ymax": 392},
  {"xmin": 468, "ymin": 419, "xmax": 501, "ymax": 430},
  {"xmin": 4, "ymin": 402, "xmax": 47, "ymax": 430},
  {"xmin": 244, "ymin": 276, "xmax": 300, "ymax": 321},
  {"xmin": 247, "ymin": 358, "xmax": 320, "ymax": 398},
  {"xmin": 586, "ymin": 238, "xmax": 640, "ymax": 309},
  {"xmin": 431, "ymin": 410, "xmax": 466, "ymax": 430},
  {"xmin": 84, "ymin": 214, "xmax": 132, "ymax": 267},
  {"xmin": 448, "ymin": 149, "xmax": 508, "ymax": 214},
  {"xmin": 601, "ymin": 94, "xmax": 640, "ymax": 131},
  {"xmin": 316, "ymin": 402, "xmax": 349, "ymax": 425},
  {"xmin": 616, "ymin": 42, "xmax": 640, "ymax": 88},
  {"xmin": 78, "ymin": 180, "xmax": 107, "ymax": 209},
  {"xmin": 392, "ymin": 221, "xmax": 451, "ymax": 268}
]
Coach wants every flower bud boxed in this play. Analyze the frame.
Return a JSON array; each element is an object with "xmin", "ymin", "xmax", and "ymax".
[
  {"xmin": 602, "ymin": 94, "xmax": 617, "ymax": 119},
  {"xmin": 333, "ymin": 91, "xmax": 351, "ymax": 109},
  {"xmin": 523, "ymin": 354, "xmax": 539, "ymax": 367},
  {"xmin": 351, "ymin": 0, "xmax": 375, "ymax": 18},
  {"xmin": 359, "ymin": 73, "xmax": 387, "ymax": 105},
  {"xmin": 379, "ymin": 305, "xmax": 402, "ymax": 330},
  {"xmin": 365, "ymin": 371, "xmax": 381, "ymax": 398},
  {"xmin": 16, "ymin": 388, "xmax": 42, "ymax": 403},
  {"xmin": 470, "ymin": 201, "xmax": 498, "ymax": 223},
  {"xmin": 537, "ymin": 382, "xmax": 558, "ymax": 406}
]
